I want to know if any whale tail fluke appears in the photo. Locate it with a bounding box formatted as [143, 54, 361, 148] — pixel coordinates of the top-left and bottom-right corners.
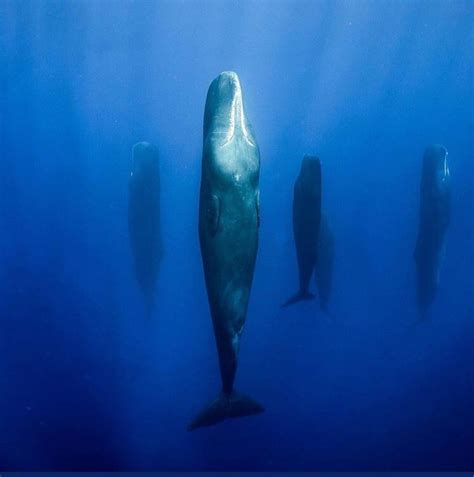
[187, 391, 264, 431]
[281, 291, 315, 308]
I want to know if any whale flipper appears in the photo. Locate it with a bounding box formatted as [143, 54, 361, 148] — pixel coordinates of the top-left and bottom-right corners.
[188, 391, 264, 431]
[281, 291, 315, 308]
[206, 194, 221, 237]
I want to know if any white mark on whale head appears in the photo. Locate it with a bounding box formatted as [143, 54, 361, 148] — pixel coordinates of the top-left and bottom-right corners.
[209, 71, 256, 148]
[221, 72, 254, 148]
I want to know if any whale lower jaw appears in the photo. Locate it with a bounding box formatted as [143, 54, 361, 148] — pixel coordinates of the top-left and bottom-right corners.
[221, 82, 255, 148]
[187, 390, 264, 431]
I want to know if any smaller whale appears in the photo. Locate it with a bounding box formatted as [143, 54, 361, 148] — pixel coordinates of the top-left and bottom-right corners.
[282, 155, 322, 308]
[128, 141, 162, 314]
[414, 144, 450, 316]
[315, 212, 334, 312]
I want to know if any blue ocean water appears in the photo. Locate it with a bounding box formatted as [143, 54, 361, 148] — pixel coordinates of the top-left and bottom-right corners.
[0, 0, 473, 471]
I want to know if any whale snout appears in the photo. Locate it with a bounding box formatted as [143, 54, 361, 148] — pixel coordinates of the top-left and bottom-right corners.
[131, 141, 159, 176]
[204, 71, 255, 147]
[216, 71, 241, 97]
[300, 155, 321, 183]
[423, 144, 449, 180]
[213, 71, 244, 123]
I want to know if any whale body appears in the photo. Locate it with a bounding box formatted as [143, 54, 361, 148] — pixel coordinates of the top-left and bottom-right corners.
[282, 156, 322, 308]
[189, 72, 264, 430]
[414, 144, 450, 315]
[128, 141, 162, 314]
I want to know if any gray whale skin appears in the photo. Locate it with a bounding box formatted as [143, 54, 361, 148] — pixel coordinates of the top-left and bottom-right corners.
[189, 71, 264, 431]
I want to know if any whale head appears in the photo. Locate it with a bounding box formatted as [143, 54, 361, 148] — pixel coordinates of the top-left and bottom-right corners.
[131, 141, 159, 177]
[203, 71, 256, 147]
[422, 144, 449, 186]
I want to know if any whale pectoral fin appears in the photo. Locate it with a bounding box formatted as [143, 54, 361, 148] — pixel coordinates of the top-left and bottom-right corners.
[207, 194, 221, 237]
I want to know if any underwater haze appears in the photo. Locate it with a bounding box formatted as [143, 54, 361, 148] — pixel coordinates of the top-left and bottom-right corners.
[1, 0, 473, 471]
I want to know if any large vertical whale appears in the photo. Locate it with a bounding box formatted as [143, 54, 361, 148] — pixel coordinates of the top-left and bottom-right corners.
[189, 72, 264, 430]
[315, 212, 334, 312]
[282, 156, 322, 307]
[128, 141, 162, 314]
[414, 144, 451, 316]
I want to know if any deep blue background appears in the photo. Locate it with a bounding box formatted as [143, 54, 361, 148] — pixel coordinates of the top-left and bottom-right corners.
[0, 0, 473, 471]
